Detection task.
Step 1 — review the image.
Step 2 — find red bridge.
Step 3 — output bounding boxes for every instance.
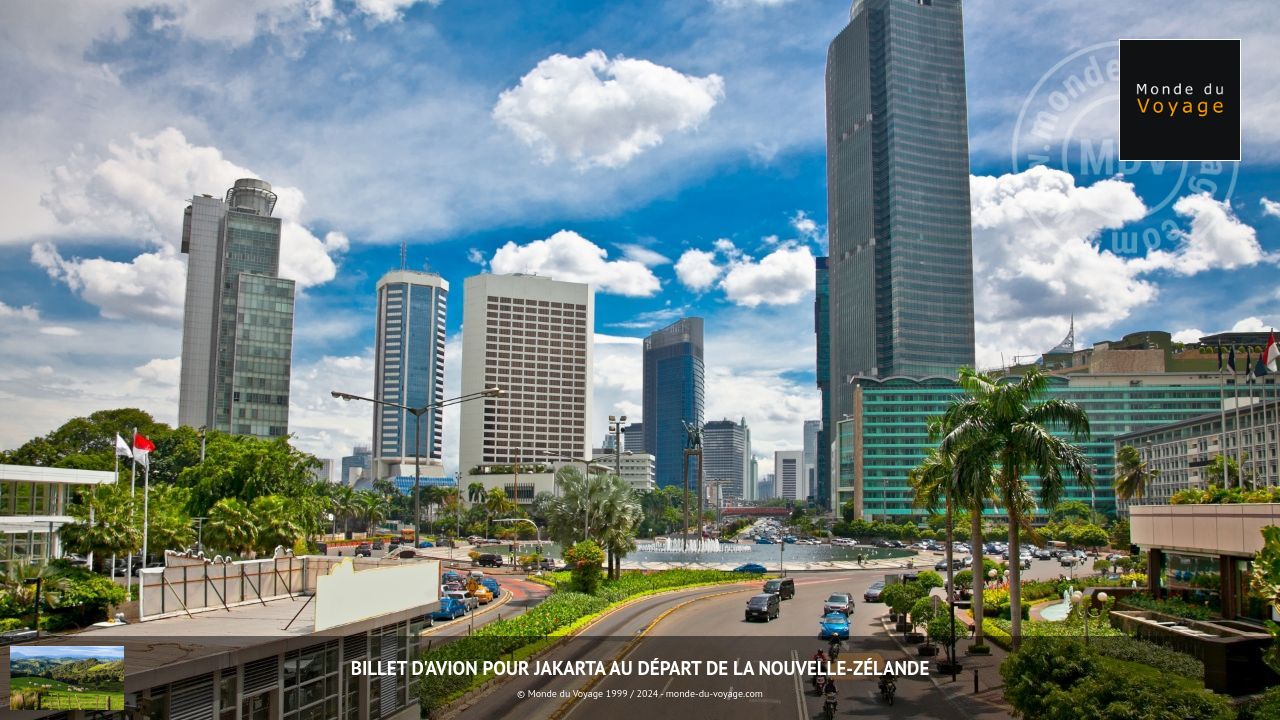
[719,506,790,517]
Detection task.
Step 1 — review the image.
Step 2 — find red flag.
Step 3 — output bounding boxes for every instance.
[133,433,156,468]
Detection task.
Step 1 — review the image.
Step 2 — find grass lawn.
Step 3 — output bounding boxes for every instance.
[10,677,124,711]
[1096,657,1201,692]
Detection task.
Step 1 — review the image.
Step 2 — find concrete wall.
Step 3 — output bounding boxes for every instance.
[1130,503,1280,556]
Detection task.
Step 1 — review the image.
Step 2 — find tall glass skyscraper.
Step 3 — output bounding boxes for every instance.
[703,418,751,501]
[643,318,705,489]
[179,179,295,439]
[824,0,976,424]
[373,270,448,468]
[815,257,831,508]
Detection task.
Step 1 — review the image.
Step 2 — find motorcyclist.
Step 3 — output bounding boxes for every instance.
[822,679,838,718]
[878,669,897,697]
[828,636,844,660]
[812,649,828,691]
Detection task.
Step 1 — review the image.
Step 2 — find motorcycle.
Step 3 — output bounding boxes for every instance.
[879,676,896,706]
[813,674,828,694]
[822,690,838,720]
[828,640,842,661]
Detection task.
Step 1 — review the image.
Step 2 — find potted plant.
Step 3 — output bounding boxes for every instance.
[907,596,934,645]
[885,582,924,633]
[923,612,957,658]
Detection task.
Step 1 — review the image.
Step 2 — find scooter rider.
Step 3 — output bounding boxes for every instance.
[879,669,897,697]
[828,636,844,660]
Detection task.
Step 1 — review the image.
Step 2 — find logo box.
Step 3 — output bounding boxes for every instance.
[1119,39,1240,162]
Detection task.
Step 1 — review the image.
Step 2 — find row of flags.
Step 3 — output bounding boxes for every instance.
[1217,330,1280,380]
[114,432,156,467]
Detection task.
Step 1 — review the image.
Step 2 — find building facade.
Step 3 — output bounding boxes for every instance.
[1115,392,1280,511]
[814,256,832,509]
[823,0,976,466]
[838,374,1228,521]
[458,274,593,475]
[592,452,657,493]
[0,464,114,569]
[179,178,295,439]
[643,318,705,490]
[341,445,372,487]
[748,457,759,502]
[703,418,751,501]
[622,422,645,454]
[372,270,449,478]
[803,419,821,502]
[774,450,803,502]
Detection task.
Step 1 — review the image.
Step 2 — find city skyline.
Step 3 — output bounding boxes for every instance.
[2,2,1280,480]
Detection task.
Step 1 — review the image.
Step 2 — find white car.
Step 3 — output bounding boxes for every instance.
[445,590,479,611]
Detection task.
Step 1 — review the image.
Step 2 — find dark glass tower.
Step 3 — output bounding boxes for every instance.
[825,0,976,429]
[815,256,831,508]
[642,318,705,489]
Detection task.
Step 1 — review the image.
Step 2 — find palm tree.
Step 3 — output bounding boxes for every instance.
[250,495,304,554]
[938,368,1093,649]
[908,445,966,654]
[1114,445,1158,502]
[546,466,592,545]
[467,481,487,506]
[59,483,140,570]
[355,491,389,532]
[595,475,641,579]
[204,498,258,557]
[330,485,357,536]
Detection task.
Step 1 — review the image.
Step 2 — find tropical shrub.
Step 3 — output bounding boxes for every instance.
[1238,685,1280,720]
[562,541,605,594]
[1047,669,1233,720]
[1001,639,1100,718]
[1089,637,1204,680]
[983,588,1029,620]
[927,612,959,647]
[909,596,937,631]
[914,570,944,590]
[1117,592,1215,621]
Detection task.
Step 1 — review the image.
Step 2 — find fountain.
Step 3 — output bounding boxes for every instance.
[635,536,751,553]
[1040,586,1074,622]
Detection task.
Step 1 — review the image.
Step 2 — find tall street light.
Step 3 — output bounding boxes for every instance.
[607,415,627,479]
[332,386,502,548]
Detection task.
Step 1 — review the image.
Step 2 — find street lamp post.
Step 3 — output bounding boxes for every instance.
[332,386,502,549]
[1072,591,1108,645]
[608,415,627,479]
[23,577,41,639]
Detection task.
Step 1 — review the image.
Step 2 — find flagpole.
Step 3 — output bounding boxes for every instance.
[1218,344,1227,491]
[127,427,137,596]
[1233,349,1242,490]
[142,460,150,577]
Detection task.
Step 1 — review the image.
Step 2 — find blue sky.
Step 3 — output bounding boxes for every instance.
[1,0,1279,476]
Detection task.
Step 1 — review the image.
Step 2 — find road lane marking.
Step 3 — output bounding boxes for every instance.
[790,649,805,720]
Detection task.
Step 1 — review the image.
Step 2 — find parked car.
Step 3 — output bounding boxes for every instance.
[863,581,886,603]
[733,563,769,574]
[823,592,854,616]
[935,558,964,571]
[444,590,479,611]
[819,612,851,639]
[763,577,795,600]
[475,553,504,568]
[1060,555,1080,567]
[538,558,558,571]
[745,593,780,622]
[132,560,165,576]
[372,541,384,551]
[355,543,373,557]
[1035,548,1052,560]
[418,540,434,548]
[432,597,467,621]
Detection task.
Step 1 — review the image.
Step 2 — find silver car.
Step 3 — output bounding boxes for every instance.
[445,590,479,611]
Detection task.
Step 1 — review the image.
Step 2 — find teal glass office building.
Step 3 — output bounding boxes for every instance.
[643,318,705,489]
[835,376,1226,520]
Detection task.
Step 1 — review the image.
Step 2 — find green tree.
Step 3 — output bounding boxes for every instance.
[1113,445,1157,502]
[204,498,258,557]
[938,368,1093,648]
[1050,499,1093,523]
[1205,452,1253,488]
[1108,519,1130,549]
[562,540,605,594]
[1250,525,1280,675]
[355,491,389,532]
[467,481,487,505]
[59,483,140,569]
[329,484,357,535]
[250,495,304,554]
[1000,640,1099,719]
[1069,523,1109,552]
[143,484,195,555]
[595,475,641,579]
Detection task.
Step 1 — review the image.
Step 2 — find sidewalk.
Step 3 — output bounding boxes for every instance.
[880,605,1014,720]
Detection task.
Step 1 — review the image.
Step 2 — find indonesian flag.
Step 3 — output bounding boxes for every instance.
[1265,331,1280,374]
[133,433,156,468]
[115,434,133,458]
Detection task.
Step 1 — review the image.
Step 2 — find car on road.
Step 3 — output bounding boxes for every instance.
[823,592,854,616]
[470,584,494,605]
[480,577,501,596]
[935,558,964,571]
[355,543,372,557]
[863,582,886,603]
[442,570,465,583]
[733,563,768,574]
[764,577,795,600]
[445,590,479,611]
[432,597,467,621]
[745,593,780,622]
[1035,548,1052,560]
[475,553,504,567]
[1060,555,1080,567]
[819,612,850,639]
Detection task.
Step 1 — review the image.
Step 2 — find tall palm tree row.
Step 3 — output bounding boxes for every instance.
[935,368,1093,649]
[545,467,641,579]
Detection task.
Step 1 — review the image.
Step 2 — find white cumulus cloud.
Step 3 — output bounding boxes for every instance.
[354,0,440,24]
[720,244,816,307]
[1134,195,1263,276]
[493,50,725,169]
[489,230,660,297]
[36,128,347,323]
[1262,197,1280,219]
[674,249,723,292]
[0,302,39,322]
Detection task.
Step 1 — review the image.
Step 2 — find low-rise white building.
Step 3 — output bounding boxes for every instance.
[0,463,115,568]
[591,452,656,493]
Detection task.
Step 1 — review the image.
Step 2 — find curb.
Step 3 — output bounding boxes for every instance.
[548,585,753,720]
[421,584,517,638]
[877,616,1010,718]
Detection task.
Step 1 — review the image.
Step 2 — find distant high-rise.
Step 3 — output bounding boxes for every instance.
[815,257,831,508]
[824,0,976,430]
[458,274,593,475]
[373,270,448,475]
[622,422,645,453]
[774,450,803,501]
[703,418,751,501]
[341,444,372,486]
[643,318,705,489]
[803,420,821,501]
[748,457,759,502]
[178,178,295,438]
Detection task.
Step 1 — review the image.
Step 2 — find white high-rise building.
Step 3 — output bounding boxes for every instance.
[774,450,803,501]
[458,274,593,477]
[372,270,449,480]
[803,419,821,501]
